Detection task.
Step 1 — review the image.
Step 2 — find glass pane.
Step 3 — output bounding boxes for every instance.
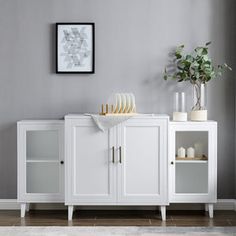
[27,162,59,193]
[26,130,59,160]
[176,131,208,157]
[175,131,208,194]
[176,163,208,193]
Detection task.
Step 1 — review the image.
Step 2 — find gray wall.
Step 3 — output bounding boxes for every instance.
[0,0,235,199]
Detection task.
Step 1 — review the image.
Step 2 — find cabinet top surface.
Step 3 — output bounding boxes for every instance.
[65,114,169,119]
[170,120,217,125]
[18,114,170,123]
[17,120,64,124]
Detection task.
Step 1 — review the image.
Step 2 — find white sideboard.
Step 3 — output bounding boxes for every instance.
[65,114,169,220]
[17,115,218,221]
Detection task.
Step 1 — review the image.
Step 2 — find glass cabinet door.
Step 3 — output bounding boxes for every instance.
[26,130,60,194]
[175,131,209,195]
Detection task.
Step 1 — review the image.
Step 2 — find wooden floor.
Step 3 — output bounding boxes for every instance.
[0,210,236,226]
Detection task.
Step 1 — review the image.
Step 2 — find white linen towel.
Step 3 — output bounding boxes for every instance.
[85,114,133,131]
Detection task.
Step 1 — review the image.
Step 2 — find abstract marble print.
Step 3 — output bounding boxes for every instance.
[56,23,94,73]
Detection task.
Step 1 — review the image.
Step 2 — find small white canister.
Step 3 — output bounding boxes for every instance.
[177,147,186,158]
[187,147,195,158]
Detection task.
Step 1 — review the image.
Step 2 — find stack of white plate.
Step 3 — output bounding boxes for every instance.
[107,93,136,113]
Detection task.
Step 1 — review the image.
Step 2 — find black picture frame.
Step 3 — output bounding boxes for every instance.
[56,22,95,74]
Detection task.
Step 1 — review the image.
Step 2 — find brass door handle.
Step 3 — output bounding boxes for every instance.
[119,146,122,163]
[112,146,115,163]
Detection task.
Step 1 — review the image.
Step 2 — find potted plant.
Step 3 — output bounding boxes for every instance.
[164,42,232,121]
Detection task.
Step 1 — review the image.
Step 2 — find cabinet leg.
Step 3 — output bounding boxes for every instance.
[21,203,26,218]
[208,204,214,218]
[205,203,208,211]
[160,206,166,221]
[68,205,74,221]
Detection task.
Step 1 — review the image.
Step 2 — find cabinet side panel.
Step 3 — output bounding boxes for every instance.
[17,124,26,202]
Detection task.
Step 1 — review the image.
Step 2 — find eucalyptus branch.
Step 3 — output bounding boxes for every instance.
[164,42,232,84]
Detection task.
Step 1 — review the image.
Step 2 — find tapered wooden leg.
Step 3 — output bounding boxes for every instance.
[160,206,166,221]
[21,203,26,218]
[68,205,74,221]
[205,203,208,211]
[208,203,214,218]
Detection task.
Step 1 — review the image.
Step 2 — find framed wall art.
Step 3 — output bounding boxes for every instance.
[56,23,95,73]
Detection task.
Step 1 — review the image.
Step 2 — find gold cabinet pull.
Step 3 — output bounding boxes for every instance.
[119,146,122,163]
[112,146,115,163]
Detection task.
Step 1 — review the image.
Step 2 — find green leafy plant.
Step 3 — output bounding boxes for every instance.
[164,42,231,83]
[164,42,232,110]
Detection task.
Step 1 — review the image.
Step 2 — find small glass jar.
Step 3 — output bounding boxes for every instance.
[173,92,187,121]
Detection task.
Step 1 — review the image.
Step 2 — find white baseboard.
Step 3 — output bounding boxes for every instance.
[0,199,20,210]
[214,199,236,210]
[0,199,235,211]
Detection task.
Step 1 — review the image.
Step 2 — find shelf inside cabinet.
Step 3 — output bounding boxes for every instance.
[175,160,208,164]
[26,159,59,163]
[175,155,208,163]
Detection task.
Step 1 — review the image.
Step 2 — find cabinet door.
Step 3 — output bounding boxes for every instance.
[117,118,168,204]
[17,122,64,202]
[65,118,116,204]
[169,122,217,203]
